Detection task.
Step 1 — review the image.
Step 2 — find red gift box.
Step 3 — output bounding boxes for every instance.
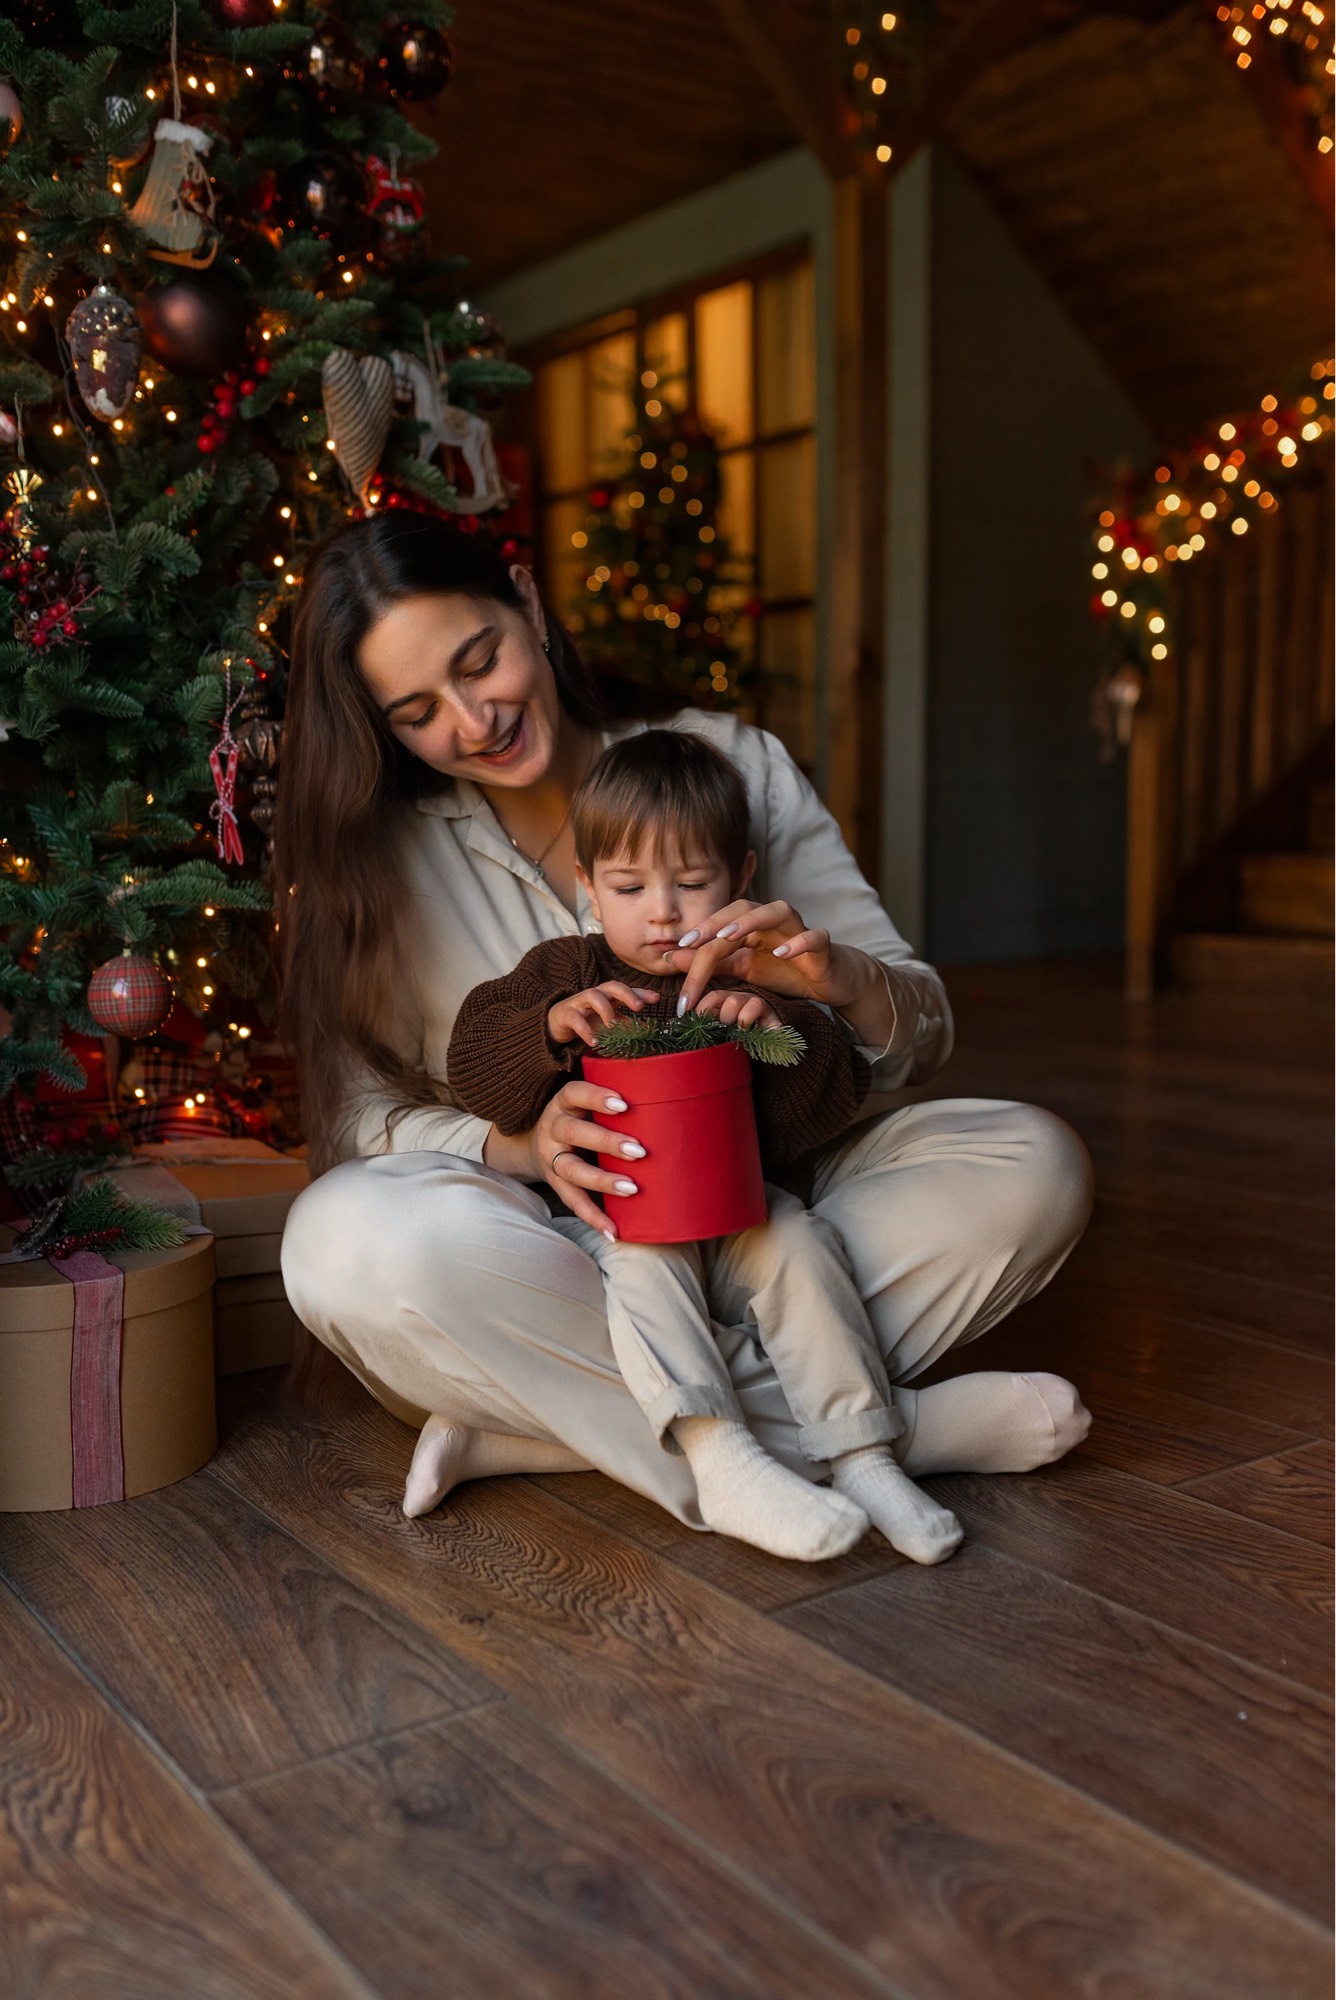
[582,1040,767,1244]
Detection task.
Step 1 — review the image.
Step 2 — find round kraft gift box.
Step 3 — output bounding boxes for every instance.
[0,1230,217,1512]
[582,1040,767,1243]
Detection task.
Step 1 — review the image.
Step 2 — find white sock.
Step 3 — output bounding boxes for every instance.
[894,1372,1091,1478]
[830,1445,963,1564]
[673,1415,868,1562]
[403,1416,589,1519]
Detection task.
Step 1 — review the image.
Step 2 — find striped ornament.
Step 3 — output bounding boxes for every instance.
[321,348,395,501]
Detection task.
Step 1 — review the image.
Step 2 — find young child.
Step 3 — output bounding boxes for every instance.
[420,729,962,1567]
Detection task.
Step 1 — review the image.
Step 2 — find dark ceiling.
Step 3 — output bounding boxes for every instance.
[412,1,1331,432]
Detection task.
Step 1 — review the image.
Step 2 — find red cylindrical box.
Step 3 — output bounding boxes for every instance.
[582,1040,767,1243]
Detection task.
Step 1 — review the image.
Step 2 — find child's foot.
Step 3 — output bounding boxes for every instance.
[831,1445,963,1564]
[673,1416,868,1561]
[402,1416,587,1518]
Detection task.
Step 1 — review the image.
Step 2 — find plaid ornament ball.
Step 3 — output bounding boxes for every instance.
[87,953,171,1037]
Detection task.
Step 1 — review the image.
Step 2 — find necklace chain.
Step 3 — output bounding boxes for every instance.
[505,737,597,872]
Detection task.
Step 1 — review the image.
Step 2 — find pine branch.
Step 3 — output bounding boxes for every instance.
[17,1180,188,1261]
[591,1013,808,1066]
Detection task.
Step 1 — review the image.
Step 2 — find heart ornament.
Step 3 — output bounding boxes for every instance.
[321,348,394,501]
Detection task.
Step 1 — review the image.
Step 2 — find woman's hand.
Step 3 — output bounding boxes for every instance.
[665,898,856,1015]
[547,981,658,1049]
[693,988,783,1032]
[528,1078,646,1239]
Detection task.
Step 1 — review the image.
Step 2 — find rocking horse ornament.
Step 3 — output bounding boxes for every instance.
[390,348,516,514]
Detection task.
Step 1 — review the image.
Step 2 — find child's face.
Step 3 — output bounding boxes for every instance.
[580,838,756,974]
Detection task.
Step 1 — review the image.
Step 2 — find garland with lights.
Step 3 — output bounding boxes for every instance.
[0,0,526,1179]
[566,372,754,710]
[1088,357,1334,751]
[1213,0,1334,152]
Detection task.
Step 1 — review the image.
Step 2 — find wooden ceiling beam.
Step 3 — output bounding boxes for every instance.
[711,0,857,180]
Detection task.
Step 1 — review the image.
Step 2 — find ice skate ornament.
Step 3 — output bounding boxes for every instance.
[391,349,515,513]
[127,118,218,269]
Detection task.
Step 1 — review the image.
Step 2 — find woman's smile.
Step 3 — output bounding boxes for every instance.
[472,712,526,765]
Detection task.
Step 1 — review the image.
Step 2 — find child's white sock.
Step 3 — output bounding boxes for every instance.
[673,1415,867,1562]
[830,1445,963,1565]
[403,1415,588,1519]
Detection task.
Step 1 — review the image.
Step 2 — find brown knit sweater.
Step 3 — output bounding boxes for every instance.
[445,932,871,1169]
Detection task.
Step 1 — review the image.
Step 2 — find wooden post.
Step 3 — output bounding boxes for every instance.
[826,171,889,875]
[1125,705,1162,1003]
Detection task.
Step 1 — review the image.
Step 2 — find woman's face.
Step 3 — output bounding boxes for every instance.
[357,568,562,787]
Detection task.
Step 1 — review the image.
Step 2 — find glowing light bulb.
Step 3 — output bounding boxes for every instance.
[1231,517,1249,535]
[1149,614,1166,633]
[1151,642,1169,660]
[1100,589,1118,607]
[876,144,892,163]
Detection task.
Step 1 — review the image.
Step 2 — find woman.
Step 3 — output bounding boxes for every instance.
[276,515,1092,1526]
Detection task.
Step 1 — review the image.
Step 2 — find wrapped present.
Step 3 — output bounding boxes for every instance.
[0,1228,216,1511]
[91,1139,309,1374]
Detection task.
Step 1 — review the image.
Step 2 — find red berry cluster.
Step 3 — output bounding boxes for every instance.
[197,353,272,455]
[0,528,96,650]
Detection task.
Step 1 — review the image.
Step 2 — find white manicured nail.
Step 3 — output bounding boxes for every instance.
[620,1142,646,1158]
[773,943,790,956]
[718,923,738,938]
[605,1096,627,1112]
[614,1179,639,1196]
[677,929,699,946]
[602,1229,616,1243]
[675,994,688,1017]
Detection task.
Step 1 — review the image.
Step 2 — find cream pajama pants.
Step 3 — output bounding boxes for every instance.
[281,1097,1093,1528]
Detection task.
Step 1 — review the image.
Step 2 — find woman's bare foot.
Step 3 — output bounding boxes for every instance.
[893,1371,1091,1478]
[402,1416,588,1518]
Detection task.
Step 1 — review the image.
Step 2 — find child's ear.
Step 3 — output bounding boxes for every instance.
[736,849,758,895]
[576,861,600,918]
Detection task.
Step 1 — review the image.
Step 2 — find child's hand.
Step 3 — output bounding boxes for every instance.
[694,989,783,1032]
[547,982,660,1048]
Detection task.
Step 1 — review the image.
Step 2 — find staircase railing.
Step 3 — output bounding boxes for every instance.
[1124,466,1334,999]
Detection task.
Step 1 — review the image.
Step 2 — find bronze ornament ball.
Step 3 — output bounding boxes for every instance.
[138,269,249,380]
[286,23,367,106]
[274,152,369,246]
[207,0,272,25]
[377,22,454,101]
[0,81,22,144]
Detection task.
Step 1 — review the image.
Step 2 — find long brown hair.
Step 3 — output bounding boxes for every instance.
[273,513,676,1173]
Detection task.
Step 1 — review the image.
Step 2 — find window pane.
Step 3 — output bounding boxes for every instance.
[696,281,754,446]
[757,436,816,600]
[544,496,588,617]
[757,609,816,771]
[586,332,636,477]
[538,351,585,494]
[757,260,815,436]
[644,313,688,411]
[716,449,755,564]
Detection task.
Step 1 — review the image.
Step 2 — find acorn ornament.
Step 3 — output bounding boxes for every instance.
[65,285,142,421]
[87,953,172,1038]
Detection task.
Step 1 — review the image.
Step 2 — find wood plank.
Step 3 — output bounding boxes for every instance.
[1059,1240,1333,1356]
[926,1458,1332,1688]
[0,1477,497,1792]
[0,1582,369,2000]
[1181,1441,1335,1549]
[781,1540,1333,1919]
[217,1702,894,2000]
[210,1369,1329,2000]
[527,1465,899,1613]
[932,1282,1334,1442]
[1069,1368,1310,1487]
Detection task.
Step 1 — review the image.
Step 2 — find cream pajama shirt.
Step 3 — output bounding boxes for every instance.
[280,709,1094,1526]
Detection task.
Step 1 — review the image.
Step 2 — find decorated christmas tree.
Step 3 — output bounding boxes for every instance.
[565,368,755,711]
[0,0,524,1191]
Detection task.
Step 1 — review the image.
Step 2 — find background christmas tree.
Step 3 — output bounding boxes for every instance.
[564,368,755,712]
[0,0,524,1189]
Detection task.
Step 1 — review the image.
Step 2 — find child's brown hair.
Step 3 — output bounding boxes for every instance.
[572,729,751,883]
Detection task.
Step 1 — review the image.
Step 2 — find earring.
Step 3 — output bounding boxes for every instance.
[542,635,551,655]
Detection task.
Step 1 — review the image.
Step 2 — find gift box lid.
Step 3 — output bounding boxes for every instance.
[0,1229,216,1335]
[119,1140,308,1238]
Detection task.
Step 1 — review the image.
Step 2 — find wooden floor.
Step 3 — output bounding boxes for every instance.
[1,959,1331,2000]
